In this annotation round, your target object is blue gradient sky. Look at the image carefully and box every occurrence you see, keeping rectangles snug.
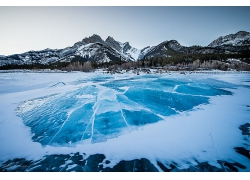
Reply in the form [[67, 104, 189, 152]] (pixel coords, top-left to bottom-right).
[[0, 6, 250, 55]]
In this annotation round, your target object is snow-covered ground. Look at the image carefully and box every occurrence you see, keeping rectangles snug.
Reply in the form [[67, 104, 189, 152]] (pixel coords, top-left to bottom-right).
[[0, 70, 249, 171]]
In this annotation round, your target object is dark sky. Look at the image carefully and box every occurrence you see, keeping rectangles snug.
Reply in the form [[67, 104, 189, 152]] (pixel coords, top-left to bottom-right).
[[0, 5, 250, 55]]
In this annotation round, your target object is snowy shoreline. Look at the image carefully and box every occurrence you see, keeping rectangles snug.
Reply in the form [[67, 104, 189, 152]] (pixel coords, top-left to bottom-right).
[[0, 68, 250, 74]]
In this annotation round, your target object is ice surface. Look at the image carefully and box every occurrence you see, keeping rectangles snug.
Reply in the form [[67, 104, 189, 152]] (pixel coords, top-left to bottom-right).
[[0, 71, 250, 171], [14, 74, 237, 146]]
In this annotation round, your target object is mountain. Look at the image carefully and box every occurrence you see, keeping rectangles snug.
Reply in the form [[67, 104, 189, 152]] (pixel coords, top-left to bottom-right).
[[0, 35, 124, 67], [0, 48, 62, 67], [0, 31, 249, 67], [141, 40, 186, 59], [141, 40, 226, 59], [142, 31, 250, 59], [205, 31, 250, 53], [208, 31, 250, 47]]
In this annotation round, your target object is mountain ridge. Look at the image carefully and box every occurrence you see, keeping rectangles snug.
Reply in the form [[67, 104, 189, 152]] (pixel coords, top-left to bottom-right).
[[0, 31, 249, 67]]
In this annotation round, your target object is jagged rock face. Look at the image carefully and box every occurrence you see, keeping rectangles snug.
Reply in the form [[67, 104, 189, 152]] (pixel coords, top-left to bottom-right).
[[122, 42, 132, 52], [208, 31, 250, 47], [75, 42, 120, 63], [82, 34, 105, 45], [105, 36, 123, 52], [73, 34, 105, 49], [105, 36, 133, 54], [105, 37, 140, 61]]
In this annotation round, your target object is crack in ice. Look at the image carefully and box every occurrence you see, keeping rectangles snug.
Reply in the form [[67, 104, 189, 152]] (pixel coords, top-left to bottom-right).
[[47, 100, 92, 146], [80, 90, 100, 143], [90, 101, 99, 143], [119, 102, 132, 130], [209, 132, 219, 159], [15, 75, 237, 147]]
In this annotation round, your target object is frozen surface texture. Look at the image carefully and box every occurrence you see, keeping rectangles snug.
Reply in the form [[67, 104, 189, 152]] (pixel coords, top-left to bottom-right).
[[15, 75, 233, 146], [0, 71, 250, 171]]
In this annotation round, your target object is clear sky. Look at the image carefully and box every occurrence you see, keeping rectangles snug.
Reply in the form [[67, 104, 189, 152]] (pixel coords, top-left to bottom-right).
[[0, 4, 250, 56]]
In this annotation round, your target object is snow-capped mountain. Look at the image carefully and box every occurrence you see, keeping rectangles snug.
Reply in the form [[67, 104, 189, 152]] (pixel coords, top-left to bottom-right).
[[0, 34, 143, 67], [0, 31, 249, 67], [208, 31, 250, 47], [142, 31, 250, 59], [141, 40, 222, 59], [0, 35, 133, 67]]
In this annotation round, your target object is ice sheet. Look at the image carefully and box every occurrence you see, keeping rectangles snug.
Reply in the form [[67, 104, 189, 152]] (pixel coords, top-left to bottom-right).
[[0, 71, 249, 171]]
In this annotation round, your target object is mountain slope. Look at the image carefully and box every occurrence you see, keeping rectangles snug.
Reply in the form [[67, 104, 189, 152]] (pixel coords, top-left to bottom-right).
[[0, 31, 249, 67], [208, 31, 250, 47], [105, 36, 141, 61], [141, 31, 250, 59]]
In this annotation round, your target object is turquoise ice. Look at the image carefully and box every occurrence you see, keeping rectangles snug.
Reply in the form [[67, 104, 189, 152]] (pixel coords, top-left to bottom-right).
[[16, 75, 234, 146]]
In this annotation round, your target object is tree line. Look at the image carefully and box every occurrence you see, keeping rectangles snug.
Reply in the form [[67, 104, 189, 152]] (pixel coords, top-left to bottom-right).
[[0, 51, 249, 71]]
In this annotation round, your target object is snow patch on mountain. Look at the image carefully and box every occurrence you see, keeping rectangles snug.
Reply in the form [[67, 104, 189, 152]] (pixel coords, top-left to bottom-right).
[[126, 47, 141, 60]]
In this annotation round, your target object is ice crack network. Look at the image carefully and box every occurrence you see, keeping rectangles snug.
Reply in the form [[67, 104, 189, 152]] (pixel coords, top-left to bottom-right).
[[16, 75, 233, 147]]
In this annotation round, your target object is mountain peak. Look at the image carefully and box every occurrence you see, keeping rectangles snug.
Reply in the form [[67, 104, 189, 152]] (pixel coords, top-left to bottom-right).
[[105, 36, 115, 42], [105, 36, 122, 50], [81, 34, 104, 44], [91, 34, 102, 38], [236, 30, 249, 35]]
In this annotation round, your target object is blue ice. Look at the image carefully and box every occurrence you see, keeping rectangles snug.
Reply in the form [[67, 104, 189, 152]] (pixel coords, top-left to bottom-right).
[[16, 75, 236, 146]]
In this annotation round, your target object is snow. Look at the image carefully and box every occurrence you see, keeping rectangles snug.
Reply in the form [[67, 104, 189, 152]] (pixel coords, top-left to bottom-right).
[[227, 58, 241, 62], [126, 47, 141, 60], [208, 31, 250, 47], [102, 53, 111, 63], [76, 43, 100, 58], [40, 57, 59, 65], [66, 164, 77, 171], [0, 71, 250, 171], [163, 46, 168, 51], [77, 43, 95, 52], [142, 46, 155, 54]]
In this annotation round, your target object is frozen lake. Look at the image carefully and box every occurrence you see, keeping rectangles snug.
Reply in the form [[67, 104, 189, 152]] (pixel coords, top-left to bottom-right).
[[0, 70, 249, 171]]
